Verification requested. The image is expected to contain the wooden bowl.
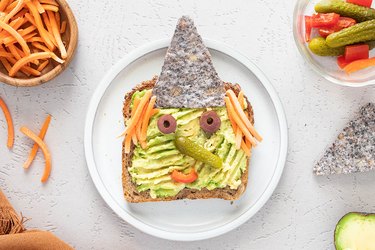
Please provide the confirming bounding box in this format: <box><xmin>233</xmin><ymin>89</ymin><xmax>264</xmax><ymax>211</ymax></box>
<box><xmin>0</xmin><ymin>0</ymin><xmax>78</xmax><ymax>87</ymax></box>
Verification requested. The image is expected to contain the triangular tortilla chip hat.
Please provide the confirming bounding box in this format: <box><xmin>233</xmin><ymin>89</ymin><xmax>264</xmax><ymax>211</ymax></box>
<box><xmin>153</xmin><ymin>16</ymin><xmax>225</xmax><ymax>108</ymax></box>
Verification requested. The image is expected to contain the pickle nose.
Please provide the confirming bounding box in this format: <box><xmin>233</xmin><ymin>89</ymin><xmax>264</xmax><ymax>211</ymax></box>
<box><xmin>174</xmin><ymin>136</ymin><xmax>223</xmax><ymax>169</ymax></box>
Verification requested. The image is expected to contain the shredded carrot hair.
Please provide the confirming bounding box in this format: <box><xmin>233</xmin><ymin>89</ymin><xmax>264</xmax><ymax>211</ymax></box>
<box><xmin>0</xmin><ymin>97</ymin><xmax>14</xmax><ymax>148</ymax></box>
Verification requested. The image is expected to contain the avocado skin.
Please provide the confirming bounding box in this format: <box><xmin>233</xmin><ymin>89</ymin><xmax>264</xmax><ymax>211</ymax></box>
<box><xmin>334</xmin><ymin>212</ymin><xmax>375</xmax><ymax>250</ymax></box>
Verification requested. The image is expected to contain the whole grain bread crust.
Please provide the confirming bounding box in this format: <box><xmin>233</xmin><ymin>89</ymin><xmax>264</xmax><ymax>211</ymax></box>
<box><xmin>122</xmin><ymin>76</ymin><xmax>254</xmax><ymax>203</ymax></box>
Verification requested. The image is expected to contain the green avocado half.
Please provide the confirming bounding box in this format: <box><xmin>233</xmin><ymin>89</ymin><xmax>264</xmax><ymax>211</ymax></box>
<box><xmin>335</xmin><ymin>212</ymin><xmax>375</xmax><ymax>250</ymax></box>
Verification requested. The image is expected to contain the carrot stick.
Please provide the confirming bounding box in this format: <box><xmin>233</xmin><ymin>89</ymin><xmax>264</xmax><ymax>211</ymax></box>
<box><xmin>136</xmin><ymin>100</ymin><xmax>148</xmax><ymax>146</ymax></box>
<box><xmin>0</xmin><ymin>20</ymin><xmax>30</xmax><ymax>55</ymax></box>
<box><xmin>41</xmin><ymin>12</ymin><xmax>56</xmax><ymax>45</ymax></box>
<box><xmin>344</xmin><ymin>57</ymin><xmax>375</xmax><ymax>74</ymax></box>
<box><xmin>26</xmin><ymin>1</ymin><xmax>54</xmax><ymax>50</ymax></box>
<box><xmin>150</xmin><ymin>108</ymin><xmax>159</xmax><ymax>116</ymax></box>
<box><xmin>47</xmin><ymin>10</ymin><xmax>66</xmax><ymax>58</ymax></box>
<box><xmin>140</xmin><ymin>96</ymin><xmax>156</xmax><ymax>147</ymax></box>
<box><xmin>59</xmin><ymin>20</ymin><xmax>66</xmax><ymax>34</ymax></box>
<box><xmin>224</xmin><ymin>97</ymin><xmax>257</xmax><ymax>147</ymax></box>
<box><xmin>55</xmin><ymin>11</ymin><xmax>60</xmax><ymax>30</ymax></box>
<box><xmin>12</xmin><ymin>8</ymin><xmax>28</xmax><ymax>20</ymax></box>
<box><xmin>226</xmin><ymin>90</ymin><xmax>262</xmax><ymax>142</ymax></box>
<box><xmin>36</xmin><ymin>59</ymin><xmax>48</xmax><ymax>71</ymax></box>
<box><xmin>3</xmin><ymin>0</ymin><xmax>24</xmax><ymax>24</ymax></box>
<box><xmin>7</xmin><ymin>56</ymin><xmax>40</xmax><ymax>76</ymax></box>
<box><xmin>24</xmin><ymin>13</ymin><xmax>36</xmax><ymax>26</ymax></box>
<box><xmin>40</xmin><ymin>0</ymin><xmax>58</xmax><ymax>6</ymax></box>
<box><xmin>42</xmin><ymin>4</ymin><xmax>57</xmax><ymax>12</ymax></box>
<box><xmin>0</xmin><ymin>0</ymin><xmax>10</xmax><ymax>12</ymax></box>
<box><xmin>27</xmin><ymin>36</ymin><xmax>43</xmax><ymax>43</ymax></box>
<box><xmin>0</xmin><ymin>97</ymin><xmax>14</xmax><ymax>148</ymax></box>
<box><xmin>235</xmin><ymin>91</ymin><xmax>245</xmax><ymax>150</ymax></box>
<box><xmin>122</xmin><ymin>90</ymin><xmax>152</xmax><ymax>138</ymax></box>
<box><xmin>3</xmin><ymin>26</ymin><xmax>37</xmax><ymax>44</ymax></box>
<box><xmin>241</xmin><ymin>140</ymin><xmax>251</xmax><ymax>157</ymax></box>
<box><xmin>131</xmin><ymin>133</ymin><xmax>138</xmax><ymax>145</ymax></box>
<box><xmin>20</xmin><ymin>126</ymin><xmax>51</xmax><ymax>183</ymax></box>
<box><xmin>31</xmin><ymin>41</ymin><xmax>50</xmax><ymax>52</ymax></box>
<box><xmin>35</xmin><ymin>0</ymin><xmax>44</xmax><ymax>13</ymax></box>
<box><xmin>0</xmin><ymin>51</ymin><xmax>14</xmax><ymax>58</ymax></box>
<box><xmin>5</xmin><ymin>1</ymin><xmax>18</xmax><ymax>12</ymax></box>
<box><xmin>0</xmin><ymin>58</ymin><xmax>12</xmax><ymax>74</ymax></box>
<box><xmin>8</xmin><ymin>52</ymin><xmax>53</xmax><ymax>76</ymax></box>
<box><xmin>23</xmin><ymin>114</ymin><xmax>51</xmax><ymax>169</ymax></box>
<box><xmin>7</xmin><ymin>44</ymin><xmax>22</xmax><ymax>60</ymax></box>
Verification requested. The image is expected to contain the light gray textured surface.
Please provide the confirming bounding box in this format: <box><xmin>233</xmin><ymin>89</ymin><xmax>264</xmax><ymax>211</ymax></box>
<box><xmin>0</xmin><ymin>0</ymin><xmax>374</xmax><ymax>249</ymax></box>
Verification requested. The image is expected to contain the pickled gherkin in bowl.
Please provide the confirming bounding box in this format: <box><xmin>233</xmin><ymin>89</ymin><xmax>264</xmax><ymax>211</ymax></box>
<box><xmin>293</xmin><ymin>0</ymin><xmax>375</xmax><ymax>86</ymax></box>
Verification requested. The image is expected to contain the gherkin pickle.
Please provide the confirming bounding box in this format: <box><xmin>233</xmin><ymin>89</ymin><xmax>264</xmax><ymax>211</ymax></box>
<box><xmin>326</xmin><ymin>19</ymin><xmax>375</xmax><ymax>47</ymax></box>
<box><xmin>309</xmin><ymin>37</ymin><xmax>375</xmax><ymax>56</ymax></box>
<box><xmin>315</xmin><ymin>0</ymin><xmax>375</xmax><ymax>22</ymax></box>
<box><xmin>174</xmin><ymin>136</ymin><xmax>223</xmax><ymax>169</ymax></box>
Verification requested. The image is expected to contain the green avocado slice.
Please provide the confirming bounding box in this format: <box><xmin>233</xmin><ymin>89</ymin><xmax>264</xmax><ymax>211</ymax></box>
<box><xmin>335</xmin><ymin>212</ymin><xmax>375</xmax><ymax>250</ymax></box>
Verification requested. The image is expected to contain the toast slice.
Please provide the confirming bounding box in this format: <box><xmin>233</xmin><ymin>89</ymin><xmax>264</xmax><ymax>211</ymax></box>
<box><xmin>122</xmin><ymin>77</ymin><xmax>255</xmax><ymax>203</ymax></box>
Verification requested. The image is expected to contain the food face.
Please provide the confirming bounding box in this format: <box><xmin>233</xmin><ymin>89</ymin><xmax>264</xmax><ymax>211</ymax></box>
<box><xmin>127</xmin><ymin>90</ymin><xmax>248</xmax><ymax>199</ymax></box>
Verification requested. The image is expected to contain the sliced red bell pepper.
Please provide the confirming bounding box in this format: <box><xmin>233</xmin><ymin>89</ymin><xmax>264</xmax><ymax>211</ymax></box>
<box><xmin>337</xmin><ymin>56</ymin><xmax>350</xmax><ymax>69</ymax></box>
<box><xmin>319</xmin><ymin>17</ymin><xmax>356</xmax><ymax>38</ymax></box>
<box><xmin>346</xmin><ymin>0</ymin><xmax>373</xmax><ymax>8</ymax></box>
<box><xmin>171</xmin><ymin>168</ymin><xmax>198</xmax><ymax>183</ymax></box>
<box><xmin>305</xmin><ymin>16</ymin><xmax>312</xmax><ymax>42</ymax></box>
<box><xmin>344</xmin><ymin>57</ymin><xmax>375</xmax><ymax>74</ymax></box>
<box><xmin>345</xmin><ymin>44</ymin><xmax>369</xmax><ymax>62</ymax></box>
<box><xmin>311</xmin><ymin>13</ymin><xmax>340</xmax><ymax>27</ymax></box>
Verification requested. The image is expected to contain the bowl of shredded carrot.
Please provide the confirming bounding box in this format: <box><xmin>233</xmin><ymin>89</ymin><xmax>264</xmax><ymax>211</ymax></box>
<box><xmin>0</xmin><ymin>0</ymin><xmax>78</xmax><ymax>87</ymax></box>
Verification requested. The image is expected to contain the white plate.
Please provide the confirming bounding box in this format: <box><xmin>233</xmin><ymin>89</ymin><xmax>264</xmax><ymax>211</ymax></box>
<box><xmin>84</xmin><ymin>39</ymin><xmax>288</xmax><ymax>241</ymax></box>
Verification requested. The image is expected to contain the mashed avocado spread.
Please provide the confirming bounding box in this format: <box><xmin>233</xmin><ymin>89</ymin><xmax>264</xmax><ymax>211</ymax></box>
<box><xmin>128</xmin><ymin>90</ymin><xmax>248</xmax><ymax>198</ymax></box>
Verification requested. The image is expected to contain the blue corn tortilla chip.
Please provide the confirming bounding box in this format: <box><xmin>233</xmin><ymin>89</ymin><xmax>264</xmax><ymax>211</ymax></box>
<box><xmin>153</xmin><ymin>16</ymin><xmax>225</xmax><ymax>108</ymax></box>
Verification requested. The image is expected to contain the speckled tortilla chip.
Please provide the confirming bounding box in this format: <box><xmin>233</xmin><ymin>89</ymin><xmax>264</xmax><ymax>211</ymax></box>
<box><xmin>153</xmin><ymin>16</ymin><xmax>225</xmax><ymax>108</ymax></box>
<box><xmin>314</xmin><ymin>103</ymin><xmax>375</xmax><ymax>176</ymax></box>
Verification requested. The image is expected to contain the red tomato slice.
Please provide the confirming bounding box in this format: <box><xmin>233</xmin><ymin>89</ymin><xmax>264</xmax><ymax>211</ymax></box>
<box><xmin>347</xmin><ymin>0</ymin><xmax>373</xmax><ymax>8</ymax></box>
<box><xmin>345</xmin><ymin>44</ymin><xmax>369</xmax><ymax>62</ymax></box>
<box><xmin>337</xmin><ymin>55</ymin><xmax>350</xmax><ymax>69</ymax></box>
<box><xmin>311</xmin><ymin>13</ymin><xmax>340</xmax><ymax>27</ymax></box>
<box><xmin>318</xmin><ymin>17</ymin><xmax>356</xmax><ymax>38</ymax></box>
<box><xmin>305</xmin><ymin>16</ymin><xmax>312</xmax><ymax>42</ymax></box>
<box><xmin>171</xmin><ymin>169</ymin><xmax>198</xmax><ymax>183</ymax></box>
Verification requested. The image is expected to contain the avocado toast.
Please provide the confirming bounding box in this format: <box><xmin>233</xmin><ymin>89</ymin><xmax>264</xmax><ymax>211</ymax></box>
<box><xmin>121</xmin><ymin>16</ymin><xmax>261</xmax><ymax>203</ymax></box>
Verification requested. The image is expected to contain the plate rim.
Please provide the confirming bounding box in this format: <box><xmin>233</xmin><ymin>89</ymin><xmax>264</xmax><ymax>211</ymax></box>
<box><xmin>84</xmin><ymin>39</ymin><xmax>288</xmax><ymax>241</ymax></box>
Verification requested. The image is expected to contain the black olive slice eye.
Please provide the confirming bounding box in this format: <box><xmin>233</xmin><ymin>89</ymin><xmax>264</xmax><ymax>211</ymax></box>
<box><xmin>157</xmin><ymin>114</ymin><xmax>177</xmax><ymax>134</ymax></box>
<box><xmin>200</xmin><ymin>111</ymin><xmax>221</xmax><ymax>133</ymax></box>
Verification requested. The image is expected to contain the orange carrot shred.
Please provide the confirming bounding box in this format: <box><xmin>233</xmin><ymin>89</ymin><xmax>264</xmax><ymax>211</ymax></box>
<box><xmin>0</xmin><ymin>20</ymin><xmax>30</xmax><ymax>55</ymax></box>
<box><xmin>47</xmin><ymin>10</ymin><xmax>66</xmax><ymax>58</ymax></box>
<box><xmin>8</xmin><ymin>52</ymin><xmax>55</xmax><ymax>76</ymax></box>
<box><xmin>140</xmin><ymin>96</ymin><xmax>157</xmax><ymax>148</ymax></box>
<box><xmin>23</xmin><ymin>114</ymin><xmax>51</xmax><ymax>169</ymax></box>
<box><xmin>136</xmin><ymin>100</ymin><xmax>148</xmax><ymax>144</ymax></box>
<box><xmin>12</xmin><ymin>8</ymin><xmax>28</xmax><ymax>20</ymax></box>
<box><xmin>241</xmin><ymin>140</ymin><xmax>251</xmax><ymax>157</ymax></box>
<box><xmin>32</xmin><ymin>41</ymin><xmax>50</xmax><ymax>52</ymax></box>
<box><xmin>36</xmin><ymin>59</ymin><xmax>49</xmax><ymax>71</ymax></box>
<box><xmin>24</xmin><ymin>13</ymin><xmax>36</xmax><ymax>26</ymax></box>
<box><xmin>20</xmin><ymin>126</ymin><xmax>51</xmax><ymax>183</ymax></box>
<box><xmin>60</xmin><ymin>20</ymin><xmax>66</xmax><ymax>34</ymax></box>
<box><xmin>0</xmin><ymin>0</ymin><xmax>10</xmax><ymax>12</ymax></box>
<box><xmin>225</xmin><ymin>97</ymin><xmax>257</xmax><ymax>147</ymax></box>
<box><xmin>0</xmin><ymin>58</ymin><xmax>12</xmax><ymax>72</ymax></box>
<box><xmin>0</xmin><ymin>97</ymin><xmax>14</xmax><ymax>148</ymax></box>
<box><xmin>35</xmin><ymin>0</ymin><xmax>44</xmax><ymax>13</ymax></box>
<box><xmin>226</xmin><ymin>90</ymin><xmax>262</xmax><ymax>142</ymax></box>
<box><xmin>55</xmin><ymin>11</ymin><xmax>60</xmax><ymax>29</ymax></box>
<box><xmin>7</xmin><ymin>56</ymin><xmax>40</xmax><ymax>77</ymax></box>
<box><xmin>41</xmin><ymin>4</ymin><xmax>57</xmax><ymax>12</ymax></box>
<box><xmin>7</xmin><ymin>44</ymin><xmax>22</xmax><ymax>60</ymax></box>
<box><xmin>40</xmin><ymin>0</ymin><xmax>58</xmax><ymax>6</ymax></box>
<box><xmin>344</xmin><ymin>57</ymin><xmax>375</xmax><ymax>74</ymax></box>
<box><xmin>3</xmin><ymin>0</ymin><xmax>24</xmax><ymax>24</ymax></box>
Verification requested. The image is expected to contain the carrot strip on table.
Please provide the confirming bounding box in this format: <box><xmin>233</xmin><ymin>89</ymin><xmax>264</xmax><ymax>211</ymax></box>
<box><xmin>60</xmin><ymin>20</ymin><xmax>66</xmax><ymax>34</ymax></box>
<box><xmin>344</xmin><ymin>57</ymin><xmax>375</xmax><ymax>74</ymax></box>
<box><xmin>140</xmin><ymin>96</ymin><xmax>157</xmax><ymax>148</ymax></box>
<box><xmin>42</xmin><ymin>4</ymin><xmax>58</xmax><ymax>12</ymax></box>
<box><xmin>47</xmin><ymin>10</ymin><xmax>66</xmax><ymax>58</ymax></box>
<box><xmin>20</xmin><ymin>126</ymin><xmax>51</xmax><ymax>183</ymax></box>
<box><xmin>26</xmin><ymin>1</ymin><xmax>54</xmax><ymax>50</ymax></box>
<box><xmin>36</xmin><ymin>59</ymin><xmax>49</xmax><ymax>71</ymax></box>
<box><xmin>8</xmin><ymin>52</ymin><xmax>52</xmax><ymax>76</ymax></box>
<box><xmin>0</xmin><ymin>20</ymin><xmax>30</xmax><ymax>56</ymax></box>
<box><xmin>224</xmin><ymin>97</ymin><xmax>257</xmax><ymax>147</ymax></box>
<box><xmin>23</xmin><ymin>114</ymin><xmax>51</xmax><ymax>169</ymax></box>
<box><xmin>226</xmin><ymin>90</ymin><xmax>262</xmax><ymax>142</ymax></box>
<box><xmin>0</xmin><ymin>97</ymin><xmax>14</xmax><ymax>149</ymax></box>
